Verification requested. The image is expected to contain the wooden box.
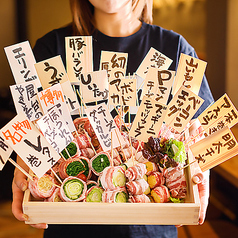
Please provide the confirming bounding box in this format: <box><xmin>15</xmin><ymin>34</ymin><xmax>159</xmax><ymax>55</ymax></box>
<box><xmin>23</xmin><ymin>153</ymin><xmax>200</xmax><ymax>225</ymax></box>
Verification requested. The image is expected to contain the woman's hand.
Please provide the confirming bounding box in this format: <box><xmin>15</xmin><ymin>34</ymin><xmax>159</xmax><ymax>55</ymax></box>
<box><xmin>192</xmin><ymin>168</ymin><xmax>210</xmax><ymax>225</ymax></box>
<box><xmin>11</xmin><ymin>156</ymin><xmax>48</xmax><ymax>229</ymax></box>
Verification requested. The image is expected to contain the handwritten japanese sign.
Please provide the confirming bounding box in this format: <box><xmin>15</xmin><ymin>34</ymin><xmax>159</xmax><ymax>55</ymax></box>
<box><xmin>61</xmin><ymin>80</ymin><xmax>80</xmax><ymax>112</ymax></box>
<box><xmin>34</xmin><ymin>55</ymin><xmax>68</xmax><ymax>89</ymax></box>
<box><xmin>4</xmin><ymin>41</ymin><xmax>42</xmax><ymax>89</ymax></box>
<box><xmin>136</xmin><ymin>47</ymin><xmax>173</xmax><ymax>80</ymax></box>
<box><xmin>80</xmin><ymin>70</ymin><xmax>109</xmax><ymax>103</ymax></box>
<box><xmin>129</xmin><ymin>96</ymin><xmax>167</xmax><ymax>141</ymax></box>
<box><xmin>0</xmin><ymin>113</ymin><xmax>61</xmax><ymax>178</ymax></box>
<box><xmin>142</xmin><ymin>67</ymin><xmax>175</xmax><ymax>105</ymax></box>
<box><xmin>37</xmin><ymin>107</ymin><xmax>74</xmax><ymax>154</ymax></box>
<box><xmin>85</xmin><ymin>103</ymin><xmax>125</xmax><ymax>151</ymax></box>
<box><xmin>10</xmin><ymin>82</ymin><xmax>43</xmax><ymax>121</ymax></box>
<box><xmin>163</xmin><ymin>86</ymin><xmax>204</xmax><ymax>132</ymax></box>
<box><xmin>100</xmin><ymin>51</ymin><xmax>128</xmax><ymax>81</ymax></box>
<box><xmin>198</xmin><ymin>94</ymin><xmax>238</xmax><ymax>137</ymax></box>
<box><xmin>119</xmin><ymin>78</ymin><xmax>137</xmax><ymax>106</ymax></box>
<box><xmin>38</xmin><ymin>83</ymin><xmax>75</xmax><ymax>132</ymax></box>
<box><xmin>190</xmin><ymin>126</ymin><xmax>238</xmax><ymax>172</ymax></box>
<box><xmin>172</xmin><ymin>53</ymin><xmax>207</xmax><ymax>96</ymax></box>
<box><xmin>65</xmin><ymin>36</ymin><xmax>93</xmax><ymax>83</ymax></box>
<box><xmin>0</xmin><ymin>136</ymin><xmax>13</xmax><ymax>171</ymax></box>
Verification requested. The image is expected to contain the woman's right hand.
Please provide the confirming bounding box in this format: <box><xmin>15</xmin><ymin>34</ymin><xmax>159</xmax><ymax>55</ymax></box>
<box><xmin>11</xmin><ymin>156</ymin><xmax>48</xmax><ymax>229</ymax></box>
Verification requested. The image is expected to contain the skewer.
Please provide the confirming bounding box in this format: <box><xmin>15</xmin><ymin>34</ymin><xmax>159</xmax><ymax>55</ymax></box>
<box><xmin>114</xmin><ymin>106</ymin><xmax>129</xmax><ymax>133</ymax></box>
<box><xmin>8</xmin><ymin>158</ymin><xmax>34</xmax><ymax>181</ymax></box>
<box><xmin>128</xmin><ymin>135</ymin><xmax>134</xmax><ymax>166</ymax></box>
<box><xmin>50</xmin><ymin>168</ymin><xmax>63</xmax><ymax>184</ymax></box>
<box><xmin>180</xmin><ymin>160</ymin><xmax>197</xmax><ymax>171</ymax></box>
<box><xmin>72</xmin><ymin>84</ymin><xmax>82</xmax><ymax>118</ymax></box>
<box><xmin>83</xmin><ymin>129</ymin><xmax>97</xmax><ymax>155</ymax></box>
<box><xmin>115</xmin><ymin>129</ymin><xmax>128</xmax><ymax>162</ymax></box>
<box><xmin>111</xmin><ymin>131</ymin><xmax>113</xmax><ymax>165</ymax></box>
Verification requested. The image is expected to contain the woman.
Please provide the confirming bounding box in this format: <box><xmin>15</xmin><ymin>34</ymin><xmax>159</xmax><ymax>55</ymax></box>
<box><xmin>12</xmin><ymin>0</ymin><xmax>212</xmax><ymax>237</ymax></box>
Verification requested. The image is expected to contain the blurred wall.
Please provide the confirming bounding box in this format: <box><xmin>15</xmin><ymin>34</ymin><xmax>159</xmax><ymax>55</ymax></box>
<box><xmin>226</xmin><ymin>0</ymin><xmax>238</xmax><ymax>107</ymax></box>
<box><xmin>0</xmin><ymin>0</ymin><xmax>16</xmax><ymax>91</ymax></box>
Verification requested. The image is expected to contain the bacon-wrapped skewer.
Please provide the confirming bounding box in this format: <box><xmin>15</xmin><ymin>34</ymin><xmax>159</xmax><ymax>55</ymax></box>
<box><xmin>59</xmin><ymin>156</ymin><xmax>91</xmax><ymax>180</ymax></box>
<box><xmin>147</xmin><ymin>171</ymin><xmax>165</xmax><ymax>189</ymax></box>
<box><xmin>100</xmin><ymin>166</ymin><xmax>126</xmax><ymax>190</ymax></box>
<box><xmin>73</xmin><ymin>117</ymin><xmax>89</xmax><ymax>134</ymax></box>
<box><xmin>125</xmin><ymin>163</ymin><xmax>147</xmax><ymax>181</ymax></box>
<box><xmin>85</xmin><ymin>186</ymin><xmax>104</xmax><ymax>202</ymax></box>
<box><xmin>128</xmin><ymin>194</ymin><xmax>151</xmax><ymax>203</ymax></box>
<box><xmin>151</xmin><ymin>185</ymin><xmax>170</xmax><ymax>203</ymax></box>
<box><xmin>165</xmin><ymin>167</ymin><xmax>187</xmax><ymax>199</ymax></box>
<box><xmin>29</xmin><ymin>174</ymin><xmax>56</xmax><ymax>199</ymax></box>
<box><xmin>60</xmin><ymin>176</ymin><xmax>87</xmax><ymax>202</ymax></box>
<box><xmin>102</xmin><ymin>188</ymin><xmax>128</xmax><ymax>203</ymax></box>
<box><xmin>145</xmin><ymin>161</ymin><xmax>159</xmax><ymax>176</ymax></box>
<box><xmin>90</xmin><ymin>151</ymin><xmax>113</xmax><ymax>176</ymax></box>
<box><xmin>126</xmin><ymin>178</ymin><xmax>149</xmax><ymax>195</ymax></box>
<box><xmin>45</xmin><ymin>188</ymin><xmax>63</xmax><ymax>202</ymax></box>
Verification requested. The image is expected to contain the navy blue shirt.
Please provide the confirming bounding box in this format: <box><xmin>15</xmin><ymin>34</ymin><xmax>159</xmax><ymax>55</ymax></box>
<box><xmin>33</xmin><ymin>22</ymin><xmax>213</xmax><ymax>238</ymax></box>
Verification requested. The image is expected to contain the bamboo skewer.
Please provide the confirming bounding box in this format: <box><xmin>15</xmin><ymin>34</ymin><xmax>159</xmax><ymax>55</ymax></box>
<box><xmin>115</xmin><ymin>129</ymin><xmax>127</xmax><ymax>162</ymax></box>
<box><xmin>8</xmin><ymin>158</ymin><xmax>34</xmax><ymax>181</ymax></box>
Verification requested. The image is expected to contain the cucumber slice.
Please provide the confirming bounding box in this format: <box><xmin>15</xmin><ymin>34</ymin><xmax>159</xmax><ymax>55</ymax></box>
<box><xmin>115</xmin><ymin>191</ymin><xmax>128</xmax><ymax>203</ymax></box>
<box><xmin>63</xmin><ymin>179</ymin><xmax>84</xmax><ymax>200</ymax></box>
<box><xmin>112</xmin><ymin>170</ymin><xmax>126</xmax><ymax>187</ymax></box>
<box><xmin>86</xmin><ymin>187</ymin><xmax>103</xmax><ymax>202</ymax></box>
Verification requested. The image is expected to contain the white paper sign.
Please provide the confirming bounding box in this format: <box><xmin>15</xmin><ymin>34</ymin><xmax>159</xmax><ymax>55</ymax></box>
<box><xmin>119</xmin><ymin>78</ymin><xmax>137</xmax><ymax>106</ymax></box>
<box><xmin>10</xmin><ymin>81</ymin><xmax>43</xmax><ymax>121</ymax></box>
<box><xmin>129</xmin><ymin>96</ymin><xmax>167</xmax><ymax>141</ymax></box>
<box><xmin>100</xmin><ymin>51</ymin><xmax>128</xmax><ymax>81</ymax></box>
<box><xmin>198</xmin><ymin>94</ymin><xmax>238</xmax><ymax>137</ymax></box>
<box><xmin>0</xmin><ymin>136</ymin><xmax>13</xmax><ymax>171</ymax></box>
<box><xmin>38</xmin><ymin>83</ymin><xmax>75</xmax><ymax>132</ymax></box>
<box><xmin>61</xmin><ymin>80</ymin><xmax>80</xmax><ymax>112</ymax></box>
<box><xmin>136</xmin><ymin>47</ymin><xmax>173</xmax><ymax>80</ymax></box>
<box><xmin>4</xmin><ymin>41</ymin><xmax>42</xmax><ymax>89</ymax></box>
<box><xmin>80</xmin><ymin>70</ymin><xmax>109</xmax><ymax>103</ymax></box>
<box><xmin>142</xmin><ymin>67</ymin><xmax>175</xmax><ymax>105</ymax></box>
<box><xmin>85</xmin><ymin>103</ymin><xmax>125</xmax><ymax>151</ymax></box>
<box><xmin>190</xmin><ymin>126</ymin><xmax>238</xmax><ymax>172</ymax></box>
<box><xmin>163</xmin><ymin>86</ymin><xmax>204</xmax><ymax>132</ymax></box>
<box><xmin>34</xmin><ymin>55</ymin><xmax>69</xmax><ymax>90</ymax></box>
<box><xmin>0</xmin><ymin>113</ymin><xmax>61</xmax><ymax>178</ymax></box>
<box><xmin>37</xmin><ymin>107</ymin><xmax>74</xmax><ymax>153</ymax></box>
<box><xmin>172</xmin><ymin>53</ymin><xmax>207</xmax><ymax>96</ymax></box>
<box><xmin>66</xmin><ymin>36</ymin><xmax>93</xmax><ymax>82</ymax></box>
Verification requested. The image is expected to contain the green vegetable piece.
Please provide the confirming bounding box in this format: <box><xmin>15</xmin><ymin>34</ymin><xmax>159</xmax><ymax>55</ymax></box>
<box><xmin>115</xmin><ymin>191</ymin><xmax>128</xmax><ymax>203</ymax></box>
<box><xmin>66</xmin><ymin>161</ymin><xmax>85</xmax><ymax>177</ymax></box>
<box><xmin>112</xmin><ymin>170</ymin><xmax>126</xmax><ymax>187</ymax></box>
<box><xmin>61</xmin><ymin>142</ymin><xmax>78</xmax><ymax>159</ymax></box>
<box><xmin>165</xmin><ymin>139</ymin><xmax>186</xmax><ymax>163</ymax></box>
<box><xmin>92</xmin><ymin>154</ymin><xmax>110</xmax><ymax>173</ymax></box>
<box><xmin>63</xmin><ymin>179</ymin><xmax>84</xmax><ymax>200</ymax></box>
<box><xmin>87</xmin><ymin>182</ymin><xmax>97</xmax><ymax>190</ymax></box>
<box><xmin>169</xmin><ymin>196</ymin><xmax>185</xmax><ymax>203</ymax></box>
<box><xmin>86</xmin><ymin>187</ymin><xmax>103</xmax><ymax>202</ymax></box>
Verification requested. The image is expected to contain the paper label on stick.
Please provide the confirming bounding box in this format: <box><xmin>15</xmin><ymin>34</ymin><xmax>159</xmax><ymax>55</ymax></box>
<box><xmin>100</xmin><ymin>51</ymin><xmax>128</xmax><ymax>81</ymax></box>
<box><xmin>172</xmin><ymin>53</ymin><xmax>207</xmax><ymax>96</ymax></box>
<box><xmin>119</xmin><ymin>78</ymin><xmax>137</xmax><ymax>106</ymax></box>
<box><xmin>38</xmin><ymin>83</ymin><xmax>75</xmax><ymax>132</ymax></box>
<box><xmin>198</xmin><ymin>93</ymin><xmax>238</xmax><ymax>137</ymax></box>
<box><xmin>136</xmin><ymin>47</ymin><xmax>173</xmax><ymax>80</ymax></box>
<box><xmin>80</xmin><ymin>70</ymin><xmax>109</xmax><ymax>103</ymax></box>
<box><xmin>0</xmin><ymin>136</ymin><xmax>13</xmax><ymax>171</ymax></box>
<box><xmin>37</xmin><ymin>107</ymin><xmax>74</xmax><ymax>154</ymax></box>
<box><xmin>163</xmin><ymin>86</ymin><xmax>204</xmax><ymax>132</ymax></box>
<box><xmin>10</xmin><ymin>81</ymin><xmax>44</xmax><ymax>121</ymax></box>
<box><xmin>4</xmin><ymin>41</ymin><xmax>42</xmax><ymax>89</ymax></box>
<box><xmin>61</xmin><ymin>80</ymin><xmax>80</xmax><ymax>112</ymax></box>
<box><xmin>190</xmin><ymin>126</ymin><xmax>238</xmax><ymax>172</ymax></box>
<box><xmin>34</xmin><ymin>55</ymin><xmax>69</xmax><ymax>90</ymax></box>
<box><xmin>142</xmin><ymin>68</ymin><xmax>175</xmax><ymax>105</ymax></box>
<box><xmin>85</xmin><ymin>103</ymin><xmax>125</xmax><ymax>151</ymax></box>
<box><xmin>0</xmin><ymin>113</ymin><xmax>60</xmax><ymax>178</ymax></box>
<box><xmin>65</xmin><ymin>36</ymin><xmax>93</xmax><ymax>83</ymax></box>
<box><xmin>129</xmin><ymin>96</ymin><xmax>167</xmax><ymax>141</ymax></box>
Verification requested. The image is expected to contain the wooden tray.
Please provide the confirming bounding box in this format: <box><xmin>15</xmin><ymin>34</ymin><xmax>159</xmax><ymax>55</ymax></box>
<box><xmin>23</xmin><ymin>152</ymin><xmax>200</xmax><ymax>225</ymax></box>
